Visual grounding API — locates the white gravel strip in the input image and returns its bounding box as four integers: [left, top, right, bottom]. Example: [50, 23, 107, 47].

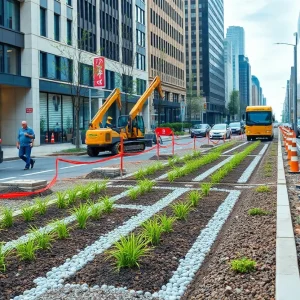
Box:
[192, 156, 234, 182]
[222, 141, 248, 154]
[114, 204, 149, 210]
[157, 190, 241, 300]
[237, 144, 268, 183]
[14, 188, 189, 300]
[2, 190, 129, 253]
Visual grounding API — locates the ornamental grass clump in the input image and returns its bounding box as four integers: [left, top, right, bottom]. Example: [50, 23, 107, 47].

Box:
[0, 207, 14, 228]
[168, 155, 180, 167]
[54, 220, 69, 239]
[0, 243, 10, 272]
[16, 240, 39, 261]
[231, 257, 256, 273]
[101, 196, 114, 213]
[78, 184, 92, 200]
[107, 233, 150, 271]
[201, 183, 212, 197]
[142, 218, 164, 246]
[21, 205, 36, 222]
[56, 191, 68, 209]
[67, 189, 78, 206]
[138, 179, 155, 193]
[91, 180, 108, 194]
[188, 190, 202, 207]
[29, 227, 54, 250]
[128, 187, 140, 200]
[255, 185, 271, 193]
[35, 197, 48, 215]
[172, 202, 192, 220]
[73, 204, 90, 229]
[158, 214, 176, 232]
[89, 203, 103, 220]
[248, 208, 269, 216]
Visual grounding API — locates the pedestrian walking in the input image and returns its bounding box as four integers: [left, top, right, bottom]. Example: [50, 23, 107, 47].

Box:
[17, 120, 36, 170]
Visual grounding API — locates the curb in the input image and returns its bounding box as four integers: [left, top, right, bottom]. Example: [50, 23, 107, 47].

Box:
[276, 132, 300, 300]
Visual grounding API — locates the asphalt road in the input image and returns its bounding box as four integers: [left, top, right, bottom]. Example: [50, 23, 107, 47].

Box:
[0, 136, 218, 182]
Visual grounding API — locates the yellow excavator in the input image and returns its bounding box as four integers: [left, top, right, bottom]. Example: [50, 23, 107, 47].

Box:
[86, 76, 164, 156]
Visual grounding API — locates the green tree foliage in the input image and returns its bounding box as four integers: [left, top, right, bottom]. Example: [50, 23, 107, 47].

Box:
[228, 90, 240, 120]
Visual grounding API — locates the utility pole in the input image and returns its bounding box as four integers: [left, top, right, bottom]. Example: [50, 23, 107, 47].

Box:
[294, 33, 298, 132]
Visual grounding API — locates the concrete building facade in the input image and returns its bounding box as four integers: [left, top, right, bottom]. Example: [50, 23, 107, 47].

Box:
[0, 0, 149, 146]
[148, 0, 185, 127]
[251, 75, 260, 106]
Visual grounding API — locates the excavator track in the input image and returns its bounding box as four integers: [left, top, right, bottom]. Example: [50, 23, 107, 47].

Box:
[123, 141, 146, 153]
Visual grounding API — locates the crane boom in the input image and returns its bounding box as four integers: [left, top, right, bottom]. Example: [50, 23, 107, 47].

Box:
[88, 88, 121, 129]
[129, 76, 164, 120]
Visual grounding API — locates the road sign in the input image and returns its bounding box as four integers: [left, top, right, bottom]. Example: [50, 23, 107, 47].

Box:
[155, 127, 173, 136]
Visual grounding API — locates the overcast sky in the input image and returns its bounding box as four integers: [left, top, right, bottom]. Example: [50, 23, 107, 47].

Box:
[224, 0, 300, 120]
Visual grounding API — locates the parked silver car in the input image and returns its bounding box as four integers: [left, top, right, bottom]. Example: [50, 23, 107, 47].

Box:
[209, 124, 231, 139]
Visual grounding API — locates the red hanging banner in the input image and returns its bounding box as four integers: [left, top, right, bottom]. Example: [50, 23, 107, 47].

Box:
[93, 57, 105, 88]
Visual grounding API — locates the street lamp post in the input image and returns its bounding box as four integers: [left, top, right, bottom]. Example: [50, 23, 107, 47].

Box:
[275, 33, 298, 131]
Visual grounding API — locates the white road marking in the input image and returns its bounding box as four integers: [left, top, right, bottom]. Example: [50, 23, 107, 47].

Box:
[0, 177, 16, 181]
[223, 142, 248, 154]
[21, 169, 55, 176]
[60, 164, 87, 170]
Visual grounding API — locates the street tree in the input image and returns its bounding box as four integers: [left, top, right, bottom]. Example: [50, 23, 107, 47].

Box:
[228, 90, 240, 121]
[55, 26, 98, 149]
[186, 74, 204, 122]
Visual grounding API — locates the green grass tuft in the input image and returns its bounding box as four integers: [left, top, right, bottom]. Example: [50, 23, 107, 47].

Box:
[231, 257, 256, 273]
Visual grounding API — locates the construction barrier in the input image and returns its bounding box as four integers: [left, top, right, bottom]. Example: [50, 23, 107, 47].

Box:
[290, 133, 299, 172]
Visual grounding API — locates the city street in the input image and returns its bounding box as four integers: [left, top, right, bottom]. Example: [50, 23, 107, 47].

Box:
[0, 136, 225, 182]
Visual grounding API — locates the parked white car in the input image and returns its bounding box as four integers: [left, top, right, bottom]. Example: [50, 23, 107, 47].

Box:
[209, 124, 231, 139]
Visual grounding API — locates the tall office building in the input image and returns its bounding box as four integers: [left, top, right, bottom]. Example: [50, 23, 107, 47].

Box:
[0, 0, 148, 146]
[185, 0, 225, 124]
[239, 55, 251, 119]
[251, 75, 260, 106]
[226, 26, 245, 91]
[224, 39, 233, 107]
[148, 0, 186, 126]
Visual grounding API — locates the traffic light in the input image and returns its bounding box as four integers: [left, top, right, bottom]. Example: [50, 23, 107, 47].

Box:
[203, 103, 207, 110]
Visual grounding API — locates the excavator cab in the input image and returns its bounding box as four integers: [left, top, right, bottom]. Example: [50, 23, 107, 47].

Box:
[118, 115, 145, 138]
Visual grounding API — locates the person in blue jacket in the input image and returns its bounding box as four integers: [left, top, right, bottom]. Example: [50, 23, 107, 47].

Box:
[16, 120, 36, 170]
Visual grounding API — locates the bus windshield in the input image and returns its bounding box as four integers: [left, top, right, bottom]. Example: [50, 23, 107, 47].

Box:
[246, 111, 272, 126]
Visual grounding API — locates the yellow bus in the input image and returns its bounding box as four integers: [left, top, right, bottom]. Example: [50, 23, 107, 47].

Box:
[245, 106, 273, 141]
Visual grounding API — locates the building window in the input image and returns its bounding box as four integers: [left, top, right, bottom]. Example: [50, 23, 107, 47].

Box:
[5, 0, 20, 31]
[40, 51, 73, 82]
[136, 53, 146, 71]
[54, 13, 60, 41]
[136, 78, 146, 95]
[40, 8, 46, 37]
[135, 6, 145, 24]
[0, 43, 20, 75]
[136, 30, 145, 47]
[67, 19, 72, 45]
[67, 0, 72, 6]
[79, 63, 93, 86]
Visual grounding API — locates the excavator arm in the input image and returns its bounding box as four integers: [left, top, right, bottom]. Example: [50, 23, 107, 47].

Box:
[129, 76, 164, 121]
[88, 88, 122, 129]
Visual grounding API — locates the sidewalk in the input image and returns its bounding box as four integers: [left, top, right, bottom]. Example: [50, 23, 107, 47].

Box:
[1, 135, 191, 161]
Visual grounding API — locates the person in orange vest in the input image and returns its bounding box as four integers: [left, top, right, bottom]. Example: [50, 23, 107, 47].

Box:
[16, 121, 36, 170]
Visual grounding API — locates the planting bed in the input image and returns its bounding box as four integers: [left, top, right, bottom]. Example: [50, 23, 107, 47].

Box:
[183, 186, 276, 300]
[0, 187, 125, 243]
[0, 209, 137, 299]
[67, 191, 228, 292]
[0, 139, 275, 300]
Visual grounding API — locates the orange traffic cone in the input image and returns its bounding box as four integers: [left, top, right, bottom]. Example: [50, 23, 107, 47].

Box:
[51, 132, 55, 143]
[290, 133, 299, 172]
[45, 132, 48, 143]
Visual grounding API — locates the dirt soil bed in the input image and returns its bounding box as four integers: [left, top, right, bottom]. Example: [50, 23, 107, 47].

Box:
[250, 142, 266, 155]
[67, 191, 228, 293]
[0, 188, 125, 243]
[116, 189, 171, 206]
[183, 183, 276, 298]
[0, 209, 137, 300]
[218, 156, 256, 184]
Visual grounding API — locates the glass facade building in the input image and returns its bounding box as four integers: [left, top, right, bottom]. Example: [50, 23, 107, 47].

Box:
[239, 55, 251, 119]
[185, 0, 225, 125]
